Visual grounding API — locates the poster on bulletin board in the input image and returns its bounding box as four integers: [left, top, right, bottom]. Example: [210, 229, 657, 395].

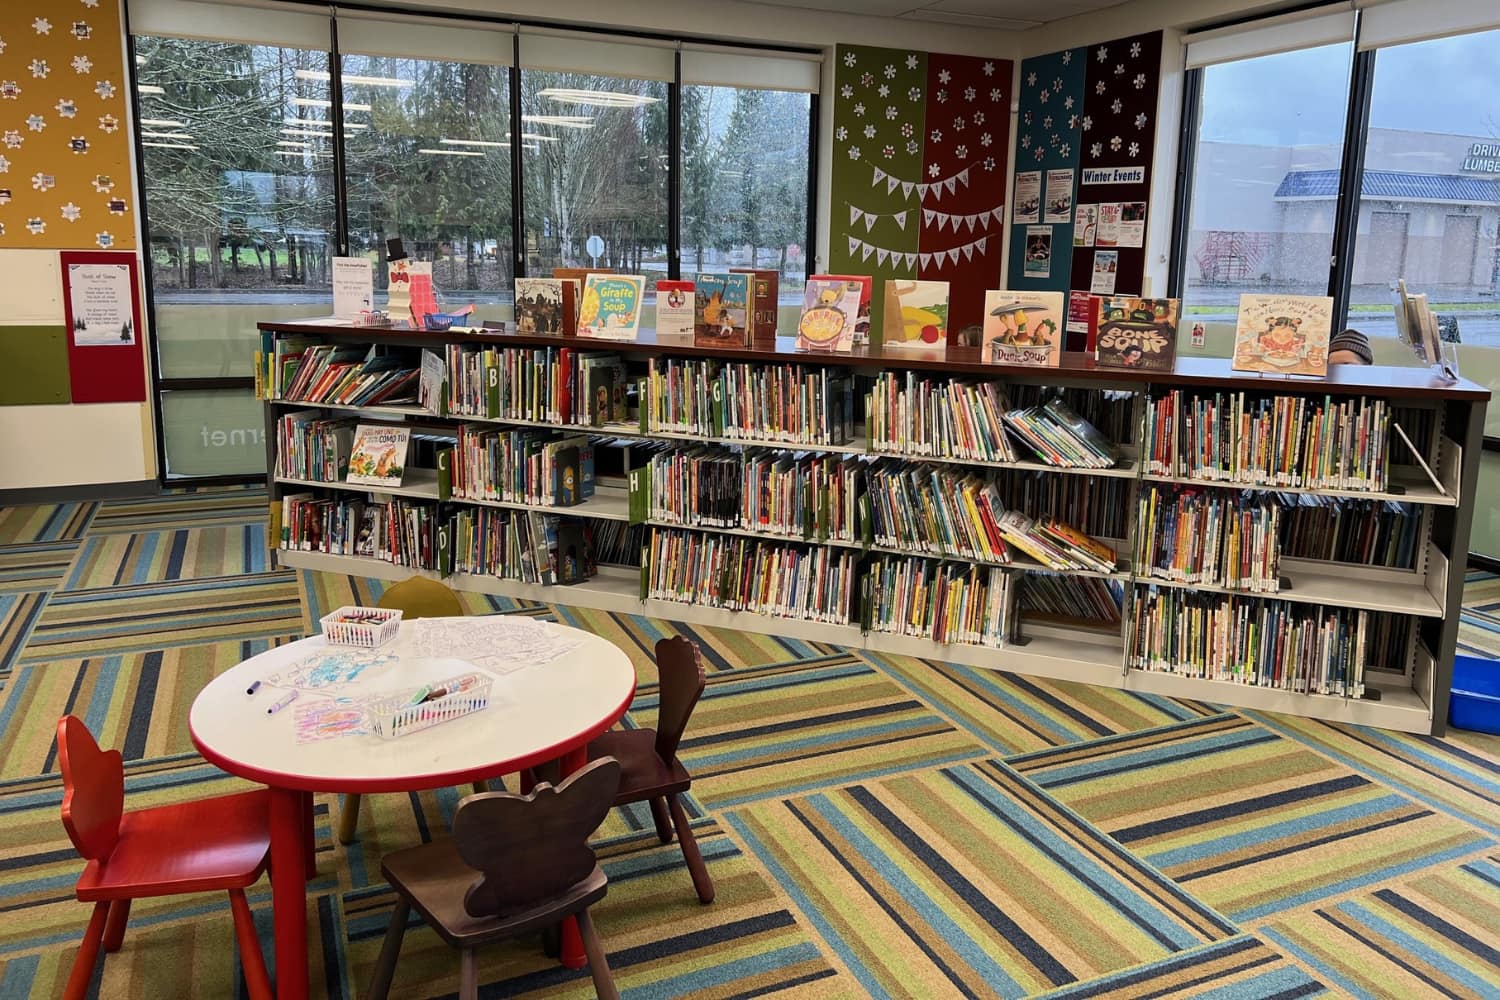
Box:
[60, 250, 146, 403]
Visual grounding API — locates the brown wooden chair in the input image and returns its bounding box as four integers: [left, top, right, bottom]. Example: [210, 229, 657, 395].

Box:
[367, 757, 622, 1000]
[337, 577, 485, 845]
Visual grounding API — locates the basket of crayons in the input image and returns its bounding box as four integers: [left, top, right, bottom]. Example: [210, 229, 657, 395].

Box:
[366, 672, 491, 739]
[319, 606, 402, 648]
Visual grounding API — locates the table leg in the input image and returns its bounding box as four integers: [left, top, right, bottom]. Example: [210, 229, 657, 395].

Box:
[556, 746, 589, 970]
[301, 791, 316, 880]
[268, 787, 309, 1000]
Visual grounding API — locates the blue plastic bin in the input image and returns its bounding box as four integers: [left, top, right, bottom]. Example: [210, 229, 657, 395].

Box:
[1450, 655, 1500, 735]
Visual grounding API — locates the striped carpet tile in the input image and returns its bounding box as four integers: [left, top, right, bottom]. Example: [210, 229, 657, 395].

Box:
[727, 759, 1233, 1000]
[62, 524, 271, 590]
[1012, 714, 1493, 923]
[18, 573, 304, 664]
[1261, 855, 1500, 998]
[0, 593, 49, 682]
[86, 487, 268, 535]
[1035, 935, 1331, 999]
[0, 504, 95, 546]
[670, 652, 986, 810]
[0, 543, 78, 594]
[296, 569, 533, 634]
[1248, 711, 1500, 838]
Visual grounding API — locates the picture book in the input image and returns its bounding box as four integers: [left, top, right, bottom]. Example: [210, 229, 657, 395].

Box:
[694, 272, 752, 347]
[812, 274, 872, 344]
[732, 268, 780, 340]
[578, 274, 644, 340]
[1094, 296, 1180, 371]
[655, 280, 695, 336]
[796, 278, 863, 353]
[1232, 293, 1334, 376]
[346, 424, 411, 488]
[515, 277, 577, 335]
[980, 291, 1064, 366]
[881, 279, 950, 351]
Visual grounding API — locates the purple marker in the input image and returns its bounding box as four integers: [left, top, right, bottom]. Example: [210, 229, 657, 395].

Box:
[266, 690, 299, 716]
[246, 680, 262, 696]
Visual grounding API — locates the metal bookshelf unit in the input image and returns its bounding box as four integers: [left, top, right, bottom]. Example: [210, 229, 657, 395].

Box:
[259, 320, 1488, 736]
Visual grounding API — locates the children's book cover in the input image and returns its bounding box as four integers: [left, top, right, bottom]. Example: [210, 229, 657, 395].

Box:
[655, 280, 695, 336]
[694, 272, 751, 347]
[796, 278, 863, 353]
[813, 274, 872, 344]
[1094, 296, 1180, 371]
[1232, 293, 1334, 376]
[881, 279, 950, 351]
[346, 424, 411, 487]
[731, 267, 780, 340]
[578, 274, 644, 340]
[515, 278, 575, 335]
[980, 291, 1064, 366]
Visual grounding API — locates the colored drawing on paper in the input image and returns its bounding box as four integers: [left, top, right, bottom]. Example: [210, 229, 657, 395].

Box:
[294, 699, 370, 743]
[407, 616, 581, 674]
[273, 649, 399, 692]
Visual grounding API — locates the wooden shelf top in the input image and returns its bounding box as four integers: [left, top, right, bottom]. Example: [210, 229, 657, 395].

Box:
[258, 318, 1491, 401]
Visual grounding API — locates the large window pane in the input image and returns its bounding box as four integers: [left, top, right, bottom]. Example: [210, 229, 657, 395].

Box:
[520, 72, 669, 289]
[160, 389, 267, 478]
[1350, 28, 1500, 350]
[342, 55, 514, 322]
[681, 84, 811, 310]
[135, 38, 337, 378]
[1179, 44, 1353, 354]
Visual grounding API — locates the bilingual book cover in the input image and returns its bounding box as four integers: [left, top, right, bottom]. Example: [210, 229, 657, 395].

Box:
[1232, 293, 1334, 376]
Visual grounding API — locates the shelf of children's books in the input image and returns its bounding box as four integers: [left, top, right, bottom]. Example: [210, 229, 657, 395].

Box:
[1123, 669, 1430, 734]
[1131, 556, 1441, 617]
[273, 474, 633, 521]
[275, 469, 442, 501]
[271, 399, 433, 420]
[1139, 469, 1457, 507]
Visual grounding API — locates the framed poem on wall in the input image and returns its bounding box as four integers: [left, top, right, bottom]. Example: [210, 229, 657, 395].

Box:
[60, 250, 147, 404]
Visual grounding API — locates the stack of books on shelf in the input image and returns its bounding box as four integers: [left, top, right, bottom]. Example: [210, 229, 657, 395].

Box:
[452, 425, 595, 507]
[643, 359, 856, 446]
[644, 528, 858, 624]
[644, 447, 742, 528]
[993, 470, 1132, 539]
[443, 343, 627, 426]
[1001, 399, 1121, 469]
[275, 410, 354, 483]
[862, 556, 1013, 647]
[276, 495, 441, 570]
[1019, 574, 1123, 628]
[1280, 496, 1420, 569]
[995, 512, 1117, 573]
[449, 507, 595, 585]
[866, 374, 1017, 461]
[865, 464, 1010, 563]
[1134, 486, 1282, 592]
[280, 345, 421, 407]
[741, 452, 860, 542]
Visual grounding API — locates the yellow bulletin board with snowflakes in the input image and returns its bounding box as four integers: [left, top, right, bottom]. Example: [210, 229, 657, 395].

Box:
[0, 0, 135, 250]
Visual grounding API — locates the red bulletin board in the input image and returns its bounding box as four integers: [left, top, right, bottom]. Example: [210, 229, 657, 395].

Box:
[60, 251, 147, 404]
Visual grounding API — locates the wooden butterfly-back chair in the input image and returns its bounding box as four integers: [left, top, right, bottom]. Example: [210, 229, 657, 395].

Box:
[368, 756, 622, 1000]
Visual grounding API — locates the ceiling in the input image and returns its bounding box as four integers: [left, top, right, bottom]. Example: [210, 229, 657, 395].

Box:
[743, 0, 1132, 31]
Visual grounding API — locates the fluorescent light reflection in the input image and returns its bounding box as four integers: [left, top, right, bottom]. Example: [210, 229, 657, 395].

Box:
[537, 87, 657, 108]
[142, 141, 197, 149]
[439, 138, 509, 148]
[418, 147, 484, 156]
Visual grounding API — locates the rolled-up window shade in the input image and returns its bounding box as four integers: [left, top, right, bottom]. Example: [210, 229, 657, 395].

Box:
[1357, 0, 1500, 50]
[680, 46, 821, 93]
[1184, 7, 1355, 68]
[336, 13, 513, 66]
[128, 0, 329, 49]
[518, 30, 674, 82]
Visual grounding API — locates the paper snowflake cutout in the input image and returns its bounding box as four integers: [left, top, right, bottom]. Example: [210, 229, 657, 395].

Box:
[937, 89, 948, 103]
[56, 99, 77, 118]
[882, 144, 894, 158]
[1024, 111, 1033, 125]
[1019, 134, 1030, 149]
[885, 106, 898, 120]
[31, 60, 49, 79]
[928, 163, 941, 177]
[71, 21, 91, 40]
[1060, 143, 1071, 157]
[980, 132, 992, 147]
[864, 124, 876, 138]
[69, 135, 89, 154]
[1062, 50, 1072, 65]
[0, 154, 7, 173]
[938, 69, 952, 84]
[72, 55, 92, 74]
[26, 115, 45, 132]
[1027, 72, 1037, 87]
[1097, 46, 1108, 62]
[974, 111, 985, 125]
[878, 84, 889, 98]
[1096, 80, 1107, 95]
[861, 72, 874, 87]
[955, 144, 968, 158]
[1082, 115, 1093, 131]
[1111, 98, 1123, 114]
[839, 84, 852, 99]
[2, 130, 19, 148]
[0, 37, 5, 56]
[1130, 41, 1142, 58]
[1039, 89, 1050, 103]
[1135, 112, 1148, 129]
[32, 172, 54, 191]
[1134, 73, 1147, 90]
[843, 52, 856, 67]
[853, 102, 865, 116]
[96, 231, 114, 248]
[95, 80, 115, 99]
[1042, 115, 1052, 128]
[1110, 135, 1122, 152]
[0, 81, 17, 100]
[983, 61, 995, 76]
[1054, 77, 1063, 91]
[1115, 63, 1125, 76]
[964, 86, 975, 101]
[983, 156, 995, 171]
[1069, 114, 1079, 129]
[1129, 142, 1140, 157]
[906, 140, 918, 154]
[92, 174, 113, 192]
[906, 55, 918, 70]
[33, 18, 52, 34]
[1090, 142, 1102, 158]
[1035, 147, 1046, 161]
[83, 0, 101, 6]
[61, 202, 81, 222]
[932, 129, 944, 143]
[990, 88, 1001, 101]
[884, 64, 896, 79]
[901, 122, 913, 138]
[1064, 96, 1075, 110]
[1051, 133, 1061, 148]
[847, 145, 860, 160]
[27, 218, 46, 235]
[954, 116, 965, 131]
[835, 126, 847, 141]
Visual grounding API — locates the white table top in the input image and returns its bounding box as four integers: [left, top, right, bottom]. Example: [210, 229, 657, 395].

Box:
[189, 615, 637, 793]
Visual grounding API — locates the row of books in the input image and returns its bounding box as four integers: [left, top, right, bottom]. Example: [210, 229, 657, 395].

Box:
[1020, 574, 1124, 627]
[452, 426, 595, 507]
[1280, 496, 1420, 570]
[275, 411, 353, 483]
[275, 494, 441, 569]
[1135, 487, 1282, 593]
[643, 528, 859, 625]
[277, 343, 428, 408]
[993, 469, 1133, 541]
[861, 556, 1015, 647]
[448, 507, 594, 585]
[1129, 586, 1380, 696]
[643, 358, 858, 446]
[1144, 390, 1392, 491]
[443, 343, 628, 426]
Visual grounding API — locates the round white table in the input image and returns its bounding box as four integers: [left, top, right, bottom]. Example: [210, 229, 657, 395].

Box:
[189, 615, 637, 1000]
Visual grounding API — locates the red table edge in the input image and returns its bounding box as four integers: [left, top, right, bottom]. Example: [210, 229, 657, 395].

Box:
[188, 684, 635, 793]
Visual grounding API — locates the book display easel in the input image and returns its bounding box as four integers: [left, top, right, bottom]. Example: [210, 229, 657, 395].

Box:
[258, 319, 1487, 736]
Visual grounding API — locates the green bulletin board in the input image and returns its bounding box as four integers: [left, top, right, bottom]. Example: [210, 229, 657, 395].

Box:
[0, 326, 71, 405]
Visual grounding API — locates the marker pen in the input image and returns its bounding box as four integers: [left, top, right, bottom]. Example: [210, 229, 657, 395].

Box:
[266, 690, 299, 715]
[246, 680, 262, 696]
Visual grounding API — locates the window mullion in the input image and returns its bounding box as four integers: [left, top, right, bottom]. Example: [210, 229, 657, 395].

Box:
[1327, 45, 1376, 328]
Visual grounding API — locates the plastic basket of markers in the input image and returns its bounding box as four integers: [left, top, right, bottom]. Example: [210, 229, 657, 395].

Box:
[319, 606, 402, 648]
[366, 672, 492, 739]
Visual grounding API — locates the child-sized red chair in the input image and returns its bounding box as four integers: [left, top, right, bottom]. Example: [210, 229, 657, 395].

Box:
[56, 715, 275, 1000]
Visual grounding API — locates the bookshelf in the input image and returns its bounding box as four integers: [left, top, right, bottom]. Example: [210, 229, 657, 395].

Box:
[258, 320, 1488, 736]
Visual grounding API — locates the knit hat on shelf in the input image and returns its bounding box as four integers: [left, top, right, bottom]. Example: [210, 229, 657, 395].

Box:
[1328, 328, 1373, 364]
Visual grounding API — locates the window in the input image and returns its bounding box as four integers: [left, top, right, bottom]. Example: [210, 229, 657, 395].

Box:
[519, 72, 670, 288]
[681, 85, 811, 297]
[1178, 43, 1353, 350]
[341, 54, 514, 321]
[158, 389, 269, 478]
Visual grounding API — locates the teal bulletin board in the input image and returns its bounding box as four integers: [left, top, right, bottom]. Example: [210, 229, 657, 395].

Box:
[0, 326, 71, 405]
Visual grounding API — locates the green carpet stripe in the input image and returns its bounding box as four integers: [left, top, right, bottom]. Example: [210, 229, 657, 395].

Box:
[0, 504, 95, 546]
[1035, 935, 1330, 999]
[0, 543, 77, 594]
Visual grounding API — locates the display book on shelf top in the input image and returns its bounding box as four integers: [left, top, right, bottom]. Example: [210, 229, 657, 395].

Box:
[257, 319, 1488, 736]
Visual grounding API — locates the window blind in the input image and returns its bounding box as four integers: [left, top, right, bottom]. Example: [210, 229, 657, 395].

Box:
[1356, 0, 1500, 50]
[335, 11, 513, 66]
[518, 29, 674, 82]
[680, 45, 822, 94]
[1184, 6, 1355, 68]
[128, 0, 329, 50]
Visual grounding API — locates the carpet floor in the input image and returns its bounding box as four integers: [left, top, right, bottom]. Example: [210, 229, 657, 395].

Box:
[0, 487, 1497, 999]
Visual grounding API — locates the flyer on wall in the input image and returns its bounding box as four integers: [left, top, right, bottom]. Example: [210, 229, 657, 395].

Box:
[65, 258, 137, 345]
[1023, 225, 1052, 278]
[1096, 203, 1122, 248]
[332, 257, 374, 319]
[1066, 290, 1096, 335]
[1074, 205, 1097, 247]
[1044, 169, 1074, 223]
[1013, 171, 1041, 224]
[1118, 202, 1147, 248]
[1090, 250, 1119, 294]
